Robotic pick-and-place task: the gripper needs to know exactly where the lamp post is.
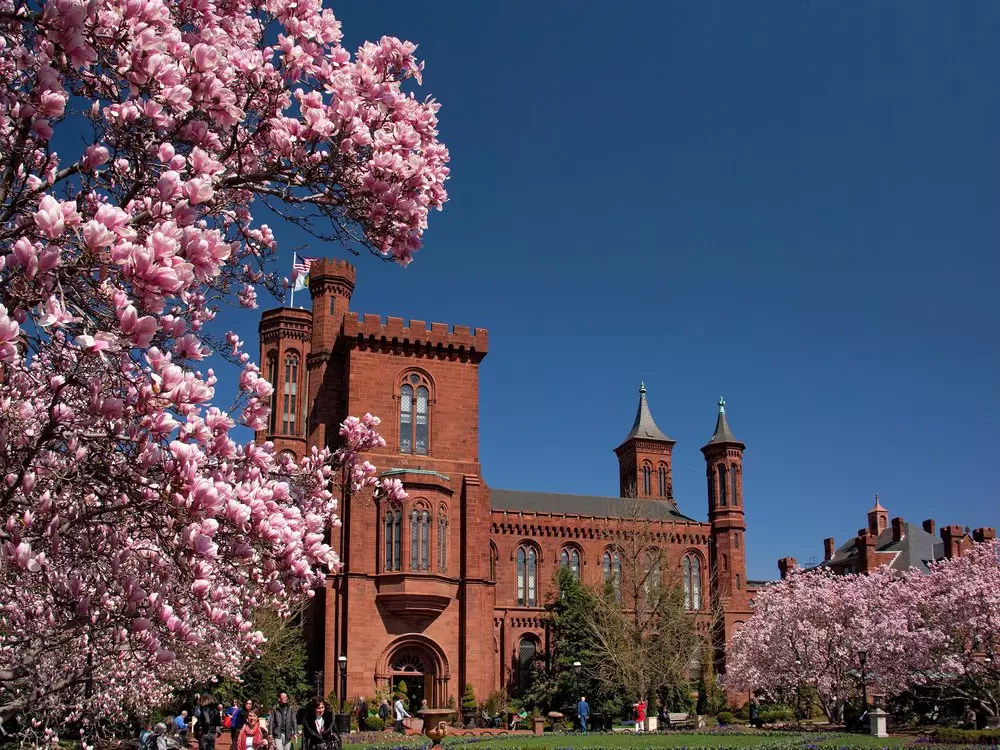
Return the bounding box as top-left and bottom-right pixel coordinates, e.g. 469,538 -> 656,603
858,650 -> 869,731
572,662 -> 582,731
338,654 -> 348,708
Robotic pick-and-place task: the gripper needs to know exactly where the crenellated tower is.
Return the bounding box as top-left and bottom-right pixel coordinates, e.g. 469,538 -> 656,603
701,397 -> 751,667
614,383 -> 677,501
257,306 -> 312,456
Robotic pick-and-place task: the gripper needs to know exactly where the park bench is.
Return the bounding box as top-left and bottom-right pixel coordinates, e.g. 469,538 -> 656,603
665,712 -> 696,729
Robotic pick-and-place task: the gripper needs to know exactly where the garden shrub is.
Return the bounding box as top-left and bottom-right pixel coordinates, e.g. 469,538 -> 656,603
758,705 -> 794,723
717,710 -> 734,725
933,728 -> 1000,745
361,715 -> 384,731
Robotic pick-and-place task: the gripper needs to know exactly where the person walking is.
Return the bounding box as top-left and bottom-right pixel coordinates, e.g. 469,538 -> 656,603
633,697 -> 647,734
195,695 -> 221,750
271,693 -> 298,750
576,696 -> 590,734
230,699 -> 254,747
301,700 -> 334,750
235,710 -> 266,750
392,693 -> 410,734
377,699 -> 390,728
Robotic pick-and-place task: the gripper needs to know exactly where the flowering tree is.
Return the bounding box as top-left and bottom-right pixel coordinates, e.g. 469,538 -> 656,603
722,566 -> 928,722
905,540 -> 1000,716
0,0 -> 447,737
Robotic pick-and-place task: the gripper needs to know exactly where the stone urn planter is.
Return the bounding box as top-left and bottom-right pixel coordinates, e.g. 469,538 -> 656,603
417,708 -> 454,749
547,711 -> 565,732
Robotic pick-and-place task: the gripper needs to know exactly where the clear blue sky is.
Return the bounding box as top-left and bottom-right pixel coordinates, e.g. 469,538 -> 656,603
227,1 -> 1000,580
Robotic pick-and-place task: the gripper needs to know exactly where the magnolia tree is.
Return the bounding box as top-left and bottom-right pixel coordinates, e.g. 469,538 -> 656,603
905,540 -> 1000,716
0,0 -> 448,738
722,566 -> 931,722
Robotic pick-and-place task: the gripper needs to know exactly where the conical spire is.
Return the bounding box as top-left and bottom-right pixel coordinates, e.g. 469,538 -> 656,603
869,493 -> 886,513
704,397 -> 742,446
618,382 -> 674,447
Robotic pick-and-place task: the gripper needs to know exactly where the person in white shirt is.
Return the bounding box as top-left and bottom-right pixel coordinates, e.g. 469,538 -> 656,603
302,700 -> 333,750
392,695 -> 411,734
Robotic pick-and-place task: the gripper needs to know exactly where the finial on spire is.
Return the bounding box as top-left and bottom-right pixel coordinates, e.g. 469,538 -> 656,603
703,396 -> 742,448
640,381 -> 646,394
718,396 -> 726,413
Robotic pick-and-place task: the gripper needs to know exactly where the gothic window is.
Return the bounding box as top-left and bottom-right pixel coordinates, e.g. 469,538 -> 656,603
437,508 -> 448,573
410,507 -> 430,571
658,465 -> 668,497
559,547 -> 580,580
644,550 -> 661,609
266,353 -> 278,434
399,373 -> 431,455
516,546 -> 537,607
683,553 -> 702,611
734,531 -> 740,549
708,470 -> 716,508
329,296 -> 336,315
602,549 -> 622,603
383,506 -> 402,571
642,463 -> 651,495
736,573 -> 742,590
518,637 -> 537,693
282,353 -> 298,435
731,465 -> 738,504
717,464 -> 728,507
489,543 -> 497,582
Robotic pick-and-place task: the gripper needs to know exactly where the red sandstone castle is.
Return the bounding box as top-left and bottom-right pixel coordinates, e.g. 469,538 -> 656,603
257,259 -> 752,708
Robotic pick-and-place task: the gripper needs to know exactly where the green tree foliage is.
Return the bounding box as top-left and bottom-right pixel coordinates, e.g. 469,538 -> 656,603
203,608 -> 311,712
462,683 -> 478,711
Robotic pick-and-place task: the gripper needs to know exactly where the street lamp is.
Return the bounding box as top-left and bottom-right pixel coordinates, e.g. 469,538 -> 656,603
858,650 -> 869,730
572,662 -> 582,731
338,654 -> 348,708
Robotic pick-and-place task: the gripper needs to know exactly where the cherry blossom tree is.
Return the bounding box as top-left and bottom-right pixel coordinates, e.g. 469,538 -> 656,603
905,540 -> 1000,717
0,0 -> 448,738
722,566 -> 930,722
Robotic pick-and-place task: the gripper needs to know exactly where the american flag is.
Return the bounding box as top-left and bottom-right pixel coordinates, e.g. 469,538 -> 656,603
292,255 -> 315,291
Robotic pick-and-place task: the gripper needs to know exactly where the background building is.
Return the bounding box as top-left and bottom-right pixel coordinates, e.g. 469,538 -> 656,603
777,495 -> 997,578
258,258 -> 753,707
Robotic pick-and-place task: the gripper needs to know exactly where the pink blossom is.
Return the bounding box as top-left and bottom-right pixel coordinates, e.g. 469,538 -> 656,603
33,195 -> 65,239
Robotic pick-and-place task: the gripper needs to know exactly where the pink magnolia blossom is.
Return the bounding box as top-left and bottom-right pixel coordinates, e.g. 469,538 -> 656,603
0,0 -> 443,738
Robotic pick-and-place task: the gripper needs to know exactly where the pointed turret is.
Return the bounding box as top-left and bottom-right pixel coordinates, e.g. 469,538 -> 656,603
867,493 -> 888,535
618,382 -> 675,446
703,397 -> 743,448
614,383 -> 676,501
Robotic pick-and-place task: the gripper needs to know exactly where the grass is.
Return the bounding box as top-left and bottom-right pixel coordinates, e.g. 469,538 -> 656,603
341,731 -> 920,749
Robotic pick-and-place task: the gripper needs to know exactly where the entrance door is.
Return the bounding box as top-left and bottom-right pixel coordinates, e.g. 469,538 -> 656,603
391,651 -> 430,712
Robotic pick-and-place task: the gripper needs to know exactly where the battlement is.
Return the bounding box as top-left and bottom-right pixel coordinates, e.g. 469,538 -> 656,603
310,257 -> 356,280
259,306 -> 313,342
344,312 -> 488,360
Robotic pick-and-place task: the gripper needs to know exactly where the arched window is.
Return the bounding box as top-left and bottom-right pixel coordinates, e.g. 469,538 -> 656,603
559,547 -> 580,580
516,546 -> 537,607
683,554 -> 702,610
282,353 -> 298,435
602,549 -> 622,603
731,465 -> 739,505
642,463 -> 651,495
489,543 -> 497,582
437,509 -> 448,573
717,464 -> 728,506
644,550 -> 661,609
518,637 -> 537,692
266,353 -> 278,433
707,470 -> 716,508
399,373 -> 430,455
658,465 -> 668,497
383,506 -> 402,571
410,507 -> 430,571
734,531 -> 740,549
736,573 -> 742,590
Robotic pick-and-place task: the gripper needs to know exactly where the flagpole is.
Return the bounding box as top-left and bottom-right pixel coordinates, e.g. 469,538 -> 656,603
289,252 -> 296,308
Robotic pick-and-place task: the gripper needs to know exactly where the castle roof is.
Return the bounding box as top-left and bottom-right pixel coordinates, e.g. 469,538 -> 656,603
817,522 -> 944,575
490,489 -> 695,523
617,383 -> 674,449
703,397 -> 742,447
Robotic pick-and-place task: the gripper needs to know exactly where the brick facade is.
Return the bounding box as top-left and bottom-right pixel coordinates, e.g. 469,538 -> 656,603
257,259 -> 752,708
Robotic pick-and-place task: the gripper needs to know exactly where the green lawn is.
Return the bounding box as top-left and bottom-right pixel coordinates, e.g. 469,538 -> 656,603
342,731 -> 918,749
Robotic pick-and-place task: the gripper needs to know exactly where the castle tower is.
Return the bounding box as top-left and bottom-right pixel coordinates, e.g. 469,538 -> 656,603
305,259 -> 356,450
614,383 -> 677,500
701,398 -> 750,663
257,306 -> 313,457
867,494 -> 888,536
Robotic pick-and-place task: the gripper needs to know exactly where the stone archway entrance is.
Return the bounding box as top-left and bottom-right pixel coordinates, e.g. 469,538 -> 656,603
376,635 -> 450,711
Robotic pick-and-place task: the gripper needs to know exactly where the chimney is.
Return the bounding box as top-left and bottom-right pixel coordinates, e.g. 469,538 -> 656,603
922,519 -> 936,536
824,537 -> 835,561
777,557 -> 798,579
973,527 -> 997,544
857,531 -> 878,573
941,524 -> 965,559
892,517 -> 905,543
